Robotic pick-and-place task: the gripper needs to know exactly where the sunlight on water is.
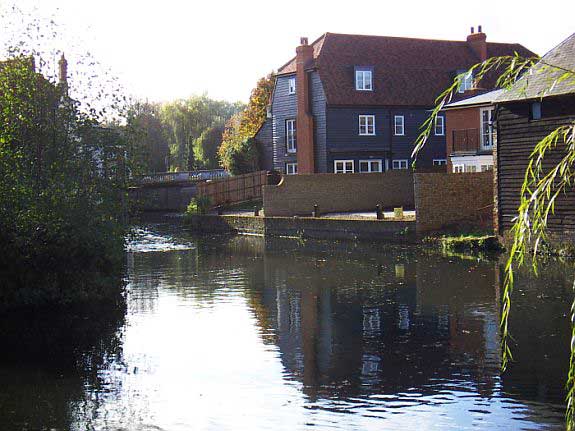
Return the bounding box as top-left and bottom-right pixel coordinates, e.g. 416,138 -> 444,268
0,224 -> 569,430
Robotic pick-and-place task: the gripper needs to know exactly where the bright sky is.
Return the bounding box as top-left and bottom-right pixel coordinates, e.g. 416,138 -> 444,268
4,0 -> 575,103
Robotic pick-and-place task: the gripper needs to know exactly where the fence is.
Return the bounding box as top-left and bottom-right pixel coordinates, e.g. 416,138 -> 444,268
197,171 -> 279,207
134,169 -> 228,185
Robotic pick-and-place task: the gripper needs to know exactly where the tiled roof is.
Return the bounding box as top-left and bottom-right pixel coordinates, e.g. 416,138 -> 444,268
497,32 -> 575,103
277,32 -> 535,107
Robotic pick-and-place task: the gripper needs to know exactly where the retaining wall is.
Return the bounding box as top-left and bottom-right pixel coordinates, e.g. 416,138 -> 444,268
186,215 -> 416,243
263,171 -> 414,217
414,172 -> 494,233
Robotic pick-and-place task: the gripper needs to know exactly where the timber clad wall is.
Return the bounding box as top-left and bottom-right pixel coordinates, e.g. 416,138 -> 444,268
263,171 -> 414,217
272,75 -> 298,171
311,72 -> 328,173
255,119 -> 273,171
496,96 -> 575,236
414,172 -> 494,233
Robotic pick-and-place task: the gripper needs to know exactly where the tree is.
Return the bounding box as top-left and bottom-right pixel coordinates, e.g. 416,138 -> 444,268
218,74 -> 274,174
193,123 -> 225,169
413,52 -> 575,428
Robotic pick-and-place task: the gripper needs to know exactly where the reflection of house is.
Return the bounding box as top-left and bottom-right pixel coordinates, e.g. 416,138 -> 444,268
444,89 -> 501,173
494,33 -> 575,236
256,29 -> 533,175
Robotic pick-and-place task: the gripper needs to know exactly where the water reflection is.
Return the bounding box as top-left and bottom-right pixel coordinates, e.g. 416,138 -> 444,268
0,224 -> 571,430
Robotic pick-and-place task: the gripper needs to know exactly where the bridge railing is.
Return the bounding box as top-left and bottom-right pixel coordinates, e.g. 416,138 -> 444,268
133,169 -> 228,185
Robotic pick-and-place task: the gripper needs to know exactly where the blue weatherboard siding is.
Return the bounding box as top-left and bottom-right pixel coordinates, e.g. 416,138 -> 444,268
271,74 -> 297,171
326,107 -> 445,171
255,118 -> 273,171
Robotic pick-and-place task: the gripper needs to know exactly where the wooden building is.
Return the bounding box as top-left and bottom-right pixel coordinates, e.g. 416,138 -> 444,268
494,33 -> 575,238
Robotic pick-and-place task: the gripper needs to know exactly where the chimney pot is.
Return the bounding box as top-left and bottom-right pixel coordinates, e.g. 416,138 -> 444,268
471,26 -> 474,34
478,25 -> 482,33
300,37 -> 308,46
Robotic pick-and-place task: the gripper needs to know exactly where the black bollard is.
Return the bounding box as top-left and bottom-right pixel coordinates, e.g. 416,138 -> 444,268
376,204 -> 382,220
313,204 -> 319,218
254,206 -> 260,217
217,206 -> 223,215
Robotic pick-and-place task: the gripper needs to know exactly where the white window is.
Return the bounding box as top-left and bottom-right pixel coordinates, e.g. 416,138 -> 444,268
453,164 -> 465,173
392,159 -> 408,170
480,107 -> 496,149
466,165 -> 477,173
286,119 -> 296,153
480,164 -> 493,172
434,116 -> 444,136
359,159 -> 383,173
458,70 -> 473,93
286,162 -> 298,175
355,69 -> 373,91
433,159 -> 447,166
394,115 -> 405,136
288,77 -> 296,95
334,160 -> 354,174
359,115 -> 375,135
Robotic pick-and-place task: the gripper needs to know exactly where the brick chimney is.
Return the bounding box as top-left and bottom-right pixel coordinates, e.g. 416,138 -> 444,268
467,25 -> 487,62
58,53 -> 68,94
296,37 -> 315,174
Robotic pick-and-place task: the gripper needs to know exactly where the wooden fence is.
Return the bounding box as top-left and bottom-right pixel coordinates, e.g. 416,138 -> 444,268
197,171 -> 279,207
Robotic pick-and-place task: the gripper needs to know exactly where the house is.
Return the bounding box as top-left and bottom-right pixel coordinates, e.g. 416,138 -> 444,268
443,89 -> 503,173
494,32 -> 575,237
256,29 -> 534,175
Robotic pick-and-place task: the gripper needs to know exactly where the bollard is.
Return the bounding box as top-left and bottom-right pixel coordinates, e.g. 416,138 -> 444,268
376,204 -> 383,220
254,206 -> 260,217
312,204 -> 319,218
217,206 -> 223,215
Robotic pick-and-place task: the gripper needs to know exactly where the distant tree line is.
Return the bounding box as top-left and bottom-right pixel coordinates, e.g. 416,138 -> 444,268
126,74 -> 274,176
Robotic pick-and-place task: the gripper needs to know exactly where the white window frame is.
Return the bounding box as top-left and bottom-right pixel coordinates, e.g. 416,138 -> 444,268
434,116 -> 445,136
355,69 -> 373,91
480,164 -> 493,172
288,77 -> 296,95
392,159 -> 408,170
359,159 -> 383,173
334,160 -> 355,174
359,115 -> 375,136
433,159 -> 447,166
458,70 -> 473,93
286,119 -> 296,153
453,164 -> 465,173
394,115 -> 405,136
480,107 -> 496,149
285,162 -> 297,175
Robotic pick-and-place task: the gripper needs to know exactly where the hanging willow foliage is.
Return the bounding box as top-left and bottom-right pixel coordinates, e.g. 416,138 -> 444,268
412,53 -> 575,428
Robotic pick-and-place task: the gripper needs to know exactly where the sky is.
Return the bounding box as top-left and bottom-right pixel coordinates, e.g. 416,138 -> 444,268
3,0 -> 574,103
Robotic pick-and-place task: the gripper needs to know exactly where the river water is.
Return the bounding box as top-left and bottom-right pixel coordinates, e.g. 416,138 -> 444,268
1,222 -> 573,430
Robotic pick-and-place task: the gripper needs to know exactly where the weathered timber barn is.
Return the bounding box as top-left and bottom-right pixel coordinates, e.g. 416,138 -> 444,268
494,33 -> 575,239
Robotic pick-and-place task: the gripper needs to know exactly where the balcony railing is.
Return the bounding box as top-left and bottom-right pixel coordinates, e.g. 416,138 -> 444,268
133,169 -> 228,185
452,128 -> 480,153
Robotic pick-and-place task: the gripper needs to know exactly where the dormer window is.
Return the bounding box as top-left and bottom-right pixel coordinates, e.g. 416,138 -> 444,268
288,77 -> 296,95
355,67 -> 373,91
458,70 -> 473,93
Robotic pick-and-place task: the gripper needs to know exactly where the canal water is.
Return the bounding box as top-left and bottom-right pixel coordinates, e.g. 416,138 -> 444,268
1,222 -> 573,430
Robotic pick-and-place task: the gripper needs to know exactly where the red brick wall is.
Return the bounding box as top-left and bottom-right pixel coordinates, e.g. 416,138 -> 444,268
263,171 -> 414,217
445,106 -> 480,173
414,172 -> 494,233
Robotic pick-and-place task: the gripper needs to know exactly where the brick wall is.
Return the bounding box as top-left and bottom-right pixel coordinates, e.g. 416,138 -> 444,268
414,172 -> 494,233
263,171 -> 414,217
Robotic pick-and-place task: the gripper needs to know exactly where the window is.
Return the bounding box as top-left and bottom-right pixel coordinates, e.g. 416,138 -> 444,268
480,164 -> 493,172
334,160 -> 354,174
286,119 -> 296,153
355,68 -> 373,91
458,70 -> 473,93
453,164 -> 465,173
394,115 -> 405,136
433,159 -> 447,166
286,162 -> 298,175
530,102 -> 542,120
288,77 -> 296,95
359,159 -> 383,173
434,116 -> 444,136
392,159 -> 408,170
466,165 -> 477,173
480,107 -> 496,148
359,115 -> 375,135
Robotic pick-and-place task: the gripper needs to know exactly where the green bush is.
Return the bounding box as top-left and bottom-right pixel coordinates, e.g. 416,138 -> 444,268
187,196 -> 212,215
